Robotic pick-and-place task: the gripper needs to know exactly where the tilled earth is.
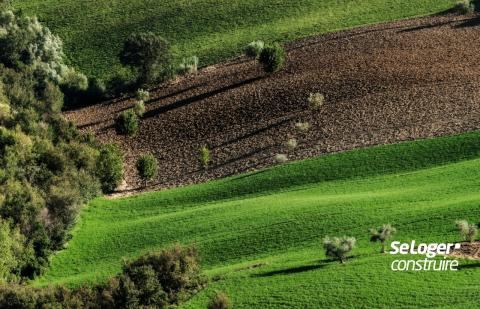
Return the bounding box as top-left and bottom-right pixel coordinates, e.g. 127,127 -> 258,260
66,13 -> 480,195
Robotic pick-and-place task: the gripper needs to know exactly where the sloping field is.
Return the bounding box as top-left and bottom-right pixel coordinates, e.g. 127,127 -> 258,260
67,13 -> 480,193
13,0 -> 455,78
36,131 -> 480,308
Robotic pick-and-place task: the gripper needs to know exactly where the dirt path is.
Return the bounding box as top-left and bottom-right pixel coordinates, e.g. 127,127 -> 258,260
66,13 -> 480,196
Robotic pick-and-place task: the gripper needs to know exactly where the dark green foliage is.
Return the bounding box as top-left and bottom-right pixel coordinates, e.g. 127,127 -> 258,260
115,109 -> 139,136
96,144 -> 124,193
0,245 -> 202,308
454,0 -> 475,13
136,154 -> 158,186
119,32 -> 172,86
244,40 -> 264,59
0,8 -> 112,281
208,292 -> 231,309
259,43 -> 285,73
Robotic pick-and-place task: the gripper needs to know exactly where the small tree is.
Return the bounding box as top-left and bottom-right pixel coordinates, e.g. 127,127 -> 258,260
295,122 -> 310,133
119,32 -> 171,85
274,154 -> 288,163
96,144 -> 124,193
370,224 -> 396,253
454,0 -> 475,13
208,291 -> 231,309
323,236 -> 356,263
199,145 -> 211,169
133,100 -> 145,117
244,40 -> 264,59
285,138 -> 298,152
178,56 -> 199,74
308,92 -> 325,109
135,89 -> 150,101
456,220 -> 478,243
259,43 -> 285,73
136,154 -> 158,187
115,109 -> 139,136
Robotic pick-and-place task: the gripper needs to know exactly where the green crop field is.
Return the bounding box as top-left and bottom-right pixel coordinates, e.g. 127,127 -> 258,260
36,131 -> 480,308
13,0 -> 456,79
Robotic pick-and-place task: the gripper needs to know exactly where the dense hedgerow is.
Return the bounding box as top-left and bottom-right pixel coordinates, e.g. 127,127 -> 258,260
0,245 -> 203,308
0,7 -> 123,282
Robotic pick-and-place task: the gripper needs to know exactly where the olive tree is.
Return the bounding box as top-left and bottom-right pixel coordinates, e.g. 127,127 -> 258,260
370,224 -> 396,253
322,236 -> 356,263
456,220 -> 478,243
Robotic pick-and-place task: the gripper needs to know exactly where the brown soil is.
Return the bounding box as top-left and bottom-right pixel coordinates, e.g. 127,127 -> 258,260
66,13 -> 480,196
449,242 -> 480,260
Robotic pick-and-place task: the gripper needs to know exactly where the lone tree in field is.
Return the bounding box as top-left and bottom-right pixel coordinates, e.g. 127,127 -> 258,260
370,224 -> 396,253
119,32 -> 171,85
456,220 -> 478,243
136,154 -> 158,187
322,236 -> 356,263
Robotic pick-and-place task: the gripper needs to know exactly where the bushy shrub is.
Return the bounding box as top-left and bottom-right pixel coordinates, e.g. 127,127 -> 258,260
179,56 -> 199,74
133,100 -> 145,117
0,245 -> 203,308
119,32 -> 172,85
323,236 -> 356,263
370,224 -> 396,253
245,40 -> 265,59
308,92 -> 325,109
274,154 -> 288,163
199,145 -> 211,168
285,138 -> 298,152
456,220 -> 478,242
136,154 -> 158,187
454,0 -> 475,13
259,43 -> 285,73
96,144 -> 124,193
117,245 -> 203,306
208,291 -> 231,309
295,121 -> 311,133
115,109 -> 139,136
135,88 -> 150,101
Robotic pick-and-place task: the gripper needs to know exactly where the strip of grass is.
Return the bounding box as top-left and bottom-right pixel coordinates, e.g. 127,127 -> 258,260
35,131 -> 480,308
13,0 -> 456,79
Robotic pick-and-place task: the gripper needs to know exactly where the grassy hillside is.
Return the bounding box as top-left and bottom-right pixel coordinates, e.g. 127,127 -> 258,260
13,0 -> 456,79
36,131 -> 480,307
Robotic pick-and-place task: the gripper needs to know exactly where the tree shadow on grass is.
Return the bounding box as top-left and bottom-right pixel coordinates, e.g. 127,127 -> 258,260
254,264 -> 327,277
458,262 -> 480,270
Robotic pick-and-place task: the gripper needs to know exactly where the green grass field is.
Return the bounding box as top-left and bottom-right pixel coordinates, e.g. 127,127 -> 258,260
36,131 -> 480,308
13,0 -> 456,79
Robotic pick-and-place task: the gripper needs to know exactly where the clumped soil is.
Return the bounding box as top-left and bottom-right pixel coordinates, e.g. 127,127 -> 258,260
450,242 -> 480,260
66,13 -> 480,195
